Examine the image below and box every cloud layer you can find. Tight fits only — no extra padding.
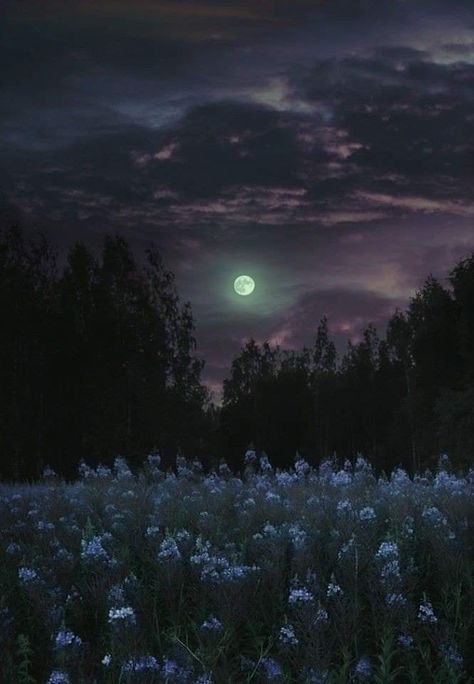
[2,0,474,401]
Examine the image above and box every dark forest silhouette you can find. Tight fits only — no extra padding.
[1,226,473,479]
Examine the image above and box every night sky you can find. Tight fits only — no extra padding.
[2,0,474,402]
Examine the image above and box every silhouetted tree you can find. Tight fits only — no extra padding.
[0,227,210,479]
[219,252,474,472]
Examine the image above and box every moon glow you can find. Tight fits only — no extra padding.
[234,275,255,296]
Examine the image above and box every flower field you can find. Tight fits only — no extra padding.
[1,454,473,683]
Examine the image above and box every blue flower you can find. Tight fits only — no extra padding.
[279,624,298,646]
[161,658,191,681]
[201,616,224,633]
[418,600,437,624]
[18,567,38,584]
[355,657,372,679]
[158,537,182,561]
[440,645,464,671]
[289,587,314,605]
[121,655,160,674]
[375,541,399,561]
[108,606,136,625]
[54,630,82,649]
[327,582,344,598]
[398,635,414,649]
[47,672,70,684]
[261,657,283,681]
[80,536,109,562]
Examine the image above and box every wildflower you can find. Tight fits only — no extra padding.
[108,585,125,605]
[355,658,372,678]
[440,644,464,670]
[78,461,96,479]
[359,507,376,521]
[418,600,437,624]
[113,456,133,479]
[263,523,279,538]
[80,536,109,562]
[259,454,273,472]
[221,563,258,582]
[195,675,213,684]
[332,470,352,486]
[354,657,372,679]
[96,464,112,478]
[158,537,181,561]
[276,471,298,487]
[162,657,191,680]
[295,458,310,476]
[313,607,328,624]
[327,582,344,598]
[6,542,21,555]
[102,654,112,666]
[54,630,82,649]
[355,456,371,472]
[434,471,466,495]
[375,541,399,561]
[108,606,136,625]
[201,617,223,633]
[18,567,38,584]
[390,468,410,490]
[47,672,70,684]
[279,624,298,646]
[289,587,314,605]
[338,536,355,559]
[244,449,257,465]
[402,516,414,538]
[336,499,352,514]
[422,506,448,527]
[55,547,74,563]
[121,656,160,674]
[287,524,307,550]
[175,529,192,544]
[218,462,231,477]
[398,635,414,649]
[261,657,283,681]
[386,593,407,607]
[380,560,401,581]
[147,452,161,467]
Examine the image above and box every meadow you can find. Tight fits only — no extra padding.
[1,453,473,683]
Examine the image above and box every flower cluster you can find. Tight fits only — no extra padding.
[0,453,471,682]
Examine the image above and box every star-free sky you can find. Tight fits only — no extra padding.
[2,0,474,402]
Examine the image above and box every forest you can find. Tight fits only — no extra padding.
[1,226,473,480]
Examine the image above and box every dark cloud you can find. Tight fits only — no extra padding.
[140,101,313,198]
[2,0,474,401]
[294,48,474,192]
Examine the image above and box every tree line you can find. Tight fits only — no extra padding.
[220,266,474,473]
[1,226,473,479]
[0,227,211,479]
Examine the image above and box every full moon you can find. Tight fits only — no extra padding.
[234,275,255,296]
